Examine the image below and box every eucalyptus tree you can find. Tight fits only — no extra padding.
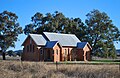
[0,11,22,60]
[85,9,120,58]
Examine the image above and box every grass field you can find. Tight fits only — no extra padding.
[0,60,120,78]
[0,56,120,78]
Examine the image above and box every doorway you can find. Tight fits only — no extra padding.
[47,50,51,60]
[68,48,70,61]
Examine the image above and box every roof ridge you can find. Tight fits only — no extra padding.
[43,32,76,36]
[77,42,88,44]
[29,34,42,36]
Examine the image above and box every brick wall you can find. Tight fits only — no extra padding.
[22,36,40,61]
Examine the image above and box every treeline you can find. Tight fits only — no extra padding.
[0,9,120,60]
[5,50,22,57]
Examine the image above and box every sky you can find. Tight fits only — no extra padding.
[0,0,120,51]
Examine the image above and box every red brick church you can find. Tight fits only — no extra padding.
[22,32,92,62]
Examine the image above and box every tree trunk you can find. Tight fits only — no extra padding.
[2,52,6,60]
[92,34,99,55]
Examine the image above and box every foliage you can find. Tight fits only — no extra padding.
[85,9,120,58]
[24,11,86,41]
[0,11,22,59]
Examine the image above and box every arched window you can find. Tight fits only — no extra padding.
[56,49,58,55]
[52,50,54,54]
[33,45,34,52]
[30,44,32,52]
[65,49,67,55]
[27,45,29,52]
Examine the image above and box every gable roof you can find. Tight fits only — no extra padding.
[30,34,46,45]
[45,41,59,48]
[43,32,80,47]
[77,42,92,50]
[22,34,46,46]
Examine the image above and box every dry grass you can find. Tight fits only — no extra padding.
[0,60,120,78]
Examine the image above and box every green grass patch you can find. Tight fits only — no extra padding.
[92,59,120,62]
[52,60,120,65]
[90,59,120,64]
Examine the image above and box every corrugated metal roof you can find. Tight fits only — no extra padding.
[45,41,58,48]
[30,34,46,46]
[77,42,88,49]
[43,32,80,47]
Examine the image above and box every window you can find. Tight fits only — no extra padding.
[56,49,58,55]
[33,45,34,52]
[65,49,67,55]
[30,38,32,44]
[52,50,54,54]
[30,44,32,52]
[40,49,43,55]
[27,45,29,52]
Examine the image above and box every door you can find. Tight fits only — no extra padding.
[40,49,43,61]
[86,51,90,61]
[47,50,51,60]
[68,48,70,61]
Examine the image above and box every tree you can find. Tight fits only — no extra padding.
[24,11,65,35]
[0,11,22,60]
[24,11,86,41]
[85,9,120,58]
[64,18,87,41]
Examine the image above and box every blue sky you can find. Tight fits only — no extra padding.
[0,0,120,50]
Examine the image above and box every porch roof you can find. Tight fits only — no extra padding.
[77,42,92,50]
[77,42,88,49]
[45,41,58,48]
